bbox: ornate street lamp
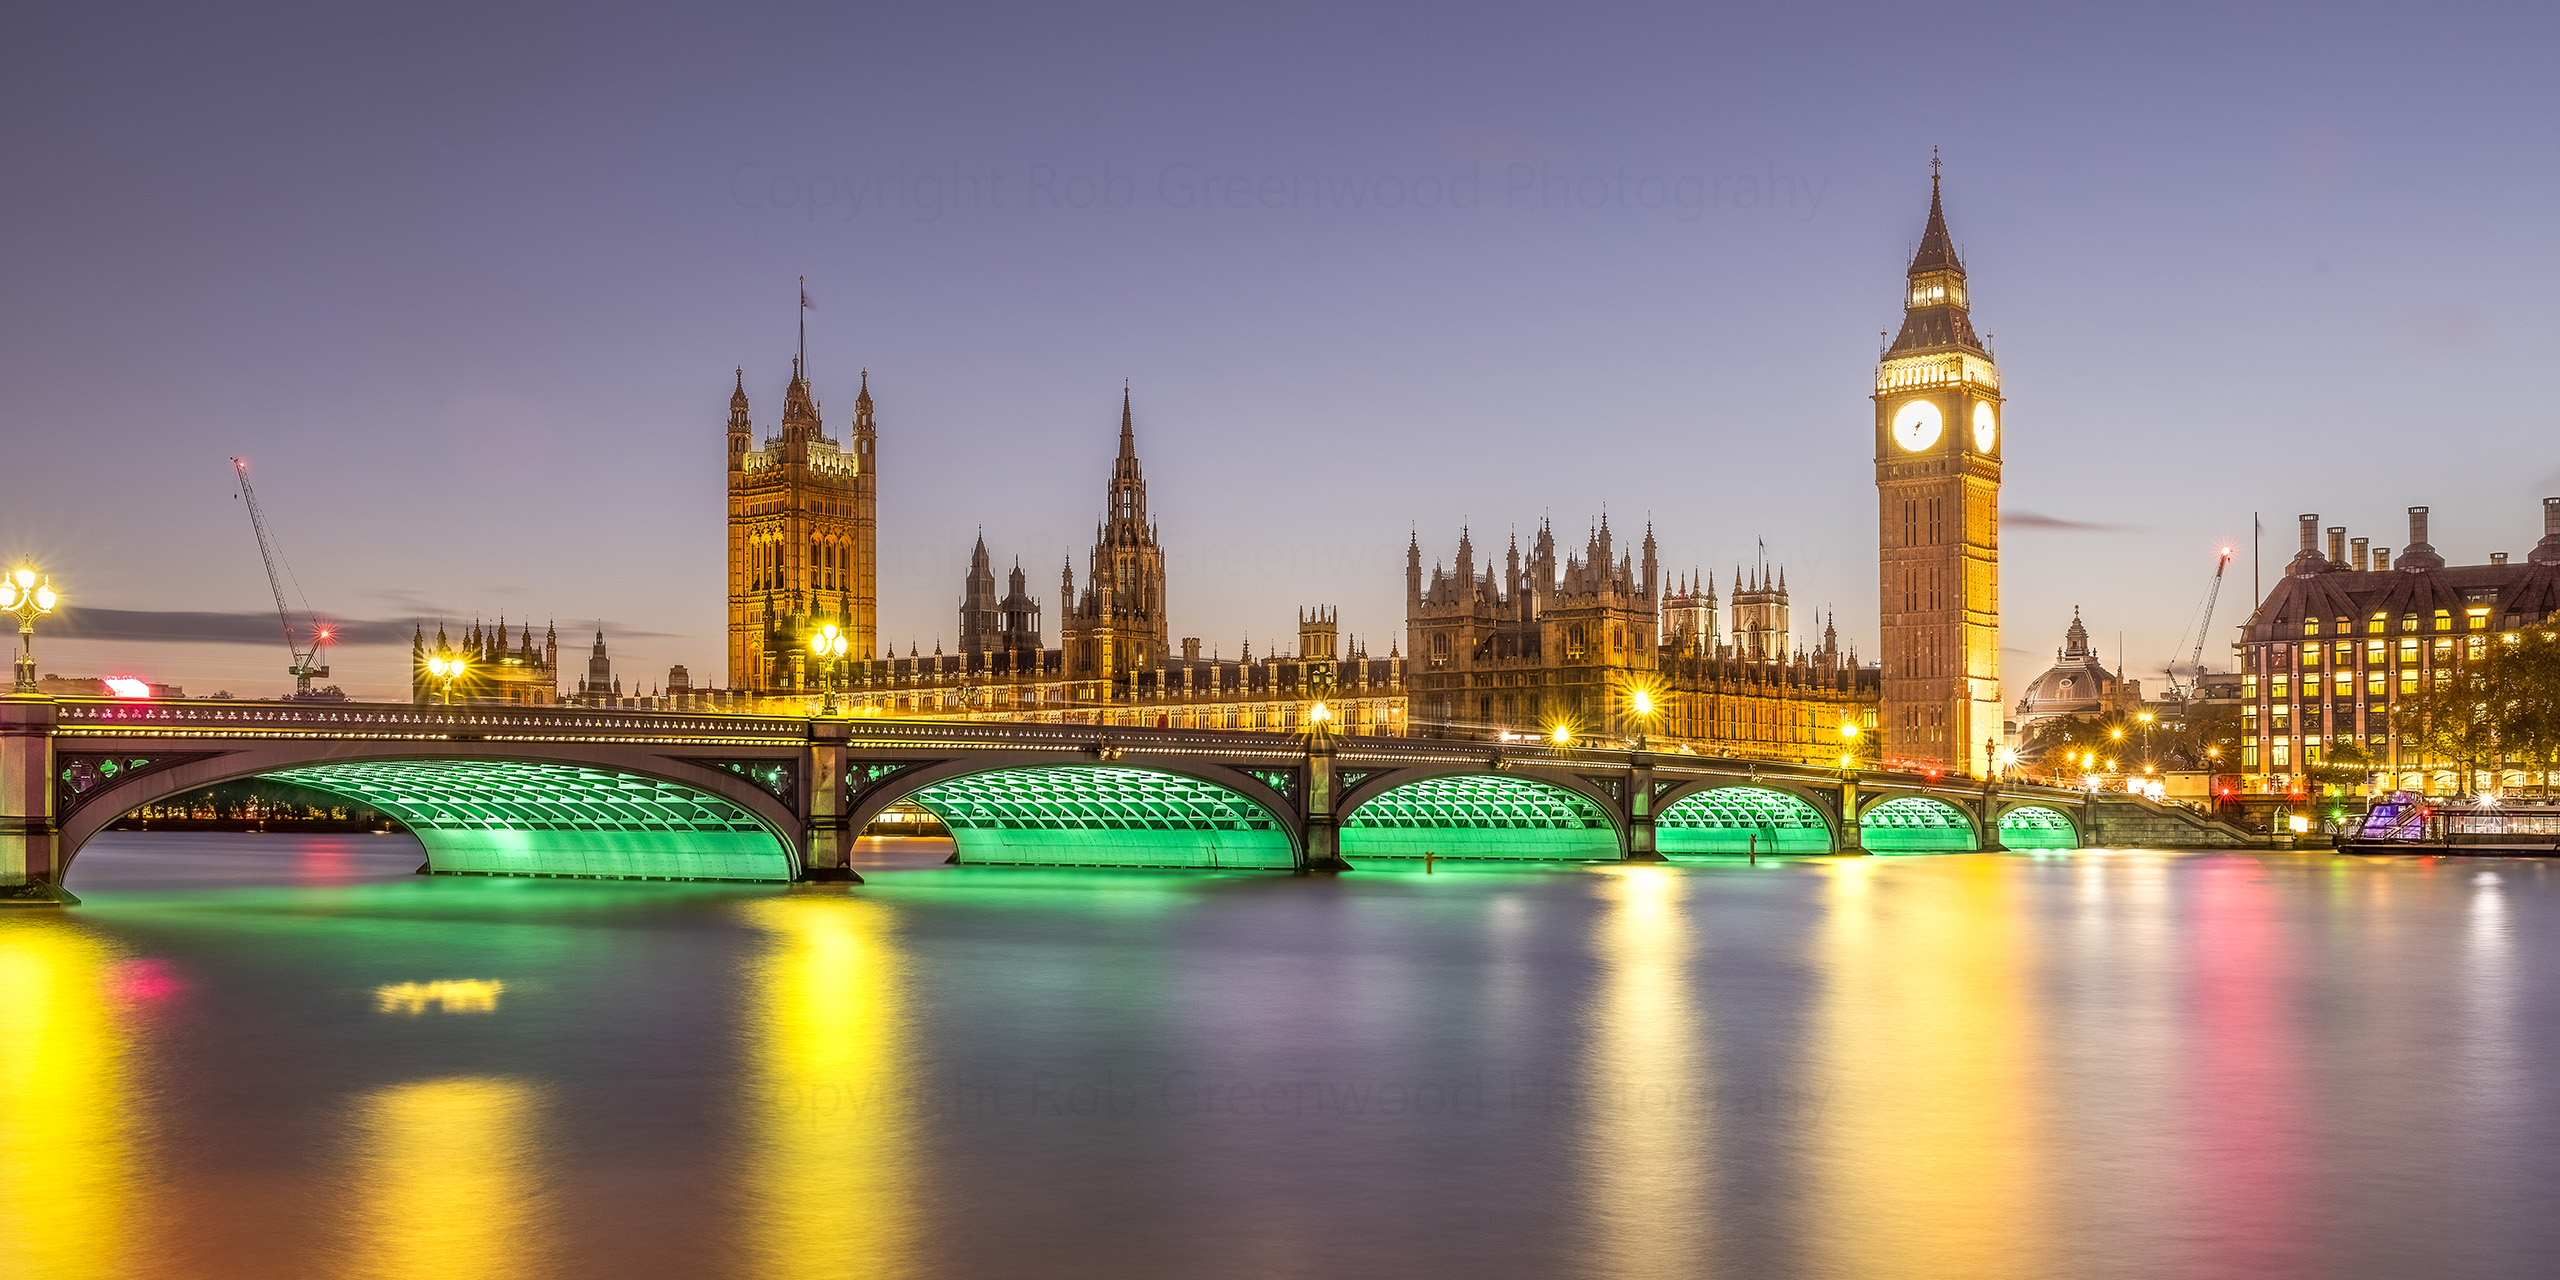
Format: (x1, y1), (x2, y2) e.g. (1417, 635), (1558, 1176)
(1305, 699), (1334, 745)
(2, 566), (60, 694)
(809, 624), (849, 715)
(425, 652), (469, 706)
(1628, 688), (1656, 753)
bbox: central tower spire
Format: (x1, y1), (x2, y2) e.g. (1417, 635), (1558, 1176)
(1065, 384), (1169, 682)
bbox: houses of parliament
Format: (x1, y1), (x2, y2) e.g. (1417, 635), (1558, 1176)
(495, 169), (2000, 771)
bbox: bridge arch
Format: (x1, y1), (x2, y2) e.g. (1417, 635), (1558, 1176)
(54, 742), (806, 884)
(1994, 802), (2081, 850)
(1857, 794), (1980, 853)
(864, 762), (1301, 870)
(1338, 771), (1624, 861)
(1655, 784), (1838, 854)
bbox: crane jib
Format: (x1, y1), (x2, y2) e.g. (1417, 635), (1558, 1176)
(229, 457), (331, 695)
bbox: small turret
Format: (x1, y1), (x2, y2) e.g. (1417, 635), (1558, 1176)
(727, 368), (752, 471)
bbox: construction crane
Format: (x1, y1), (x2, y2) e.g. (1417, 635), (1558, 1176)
(229, 457), (340, 700)
(2166, 546), (2235, 698)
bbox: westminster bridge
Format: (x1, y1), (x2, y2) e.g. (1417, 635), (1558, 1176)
(0, 697), (2252, 900)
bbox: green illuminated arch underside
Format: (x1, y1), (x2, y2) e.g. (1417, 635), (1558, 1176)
(1343, 775), (1619, 860)
(266, 760), (793, 881)
(1658, 787), (1834, 854)
(906, 766), (1295, 869)
(1861, 795), (1978, 853)
(1998, 804), (2080, 849)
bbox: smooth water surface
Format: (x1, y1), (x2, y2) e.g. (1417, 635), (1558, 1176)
(6, 833), (2558, 1279)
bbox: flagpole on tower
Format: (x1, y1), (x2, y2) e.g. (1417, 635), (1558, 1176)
(798, 275), (807, 378)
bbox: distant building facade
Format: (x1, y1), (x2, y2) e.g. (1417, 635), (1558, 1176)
(573, 631), (617, 702)
(410, 620), (559, 705)
(1404, 517), (1877, 763)
(2009, 609), (2140, 744)
(2237, 502), (2560, 795)
(829, 390), (1409, 734)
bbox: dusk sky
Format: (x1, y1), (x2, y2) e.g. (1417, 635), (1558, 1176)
(6, 1), (2555, 700)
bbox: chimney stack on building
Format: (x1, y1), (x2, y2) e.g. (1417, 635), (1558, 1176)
(2491, 553), (2509, 566)
(2375, 547), (2392, 572)
(2288, 514), (2330, 576)
(2351, 537), (2370, 571)
(2533, 496), (2560, 566)
(2327, 527), (2347, 566)
(2397, 506), (2445, 571)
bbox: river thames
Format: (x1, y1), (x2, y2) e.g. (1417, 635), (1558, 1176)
(5, 833), (2557, 1279)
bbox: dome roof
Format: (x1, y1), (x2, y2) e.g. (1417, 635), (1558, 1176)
(2013, 608), (2119, 718)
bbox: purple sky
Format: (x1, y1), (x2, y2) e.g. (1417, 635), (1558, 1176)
(6, 2), (2555, 700)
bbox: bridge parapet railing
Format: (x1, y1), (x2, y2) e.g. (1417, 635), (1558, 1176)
(48, 698), (809, 743)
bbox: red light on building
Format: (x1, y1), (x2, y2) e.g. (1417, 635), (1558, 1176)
(104, 677), (152, 698)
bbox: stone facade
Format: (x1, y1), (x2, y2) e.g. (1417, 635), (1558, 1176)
(2236, 501), (2560, 794)
(409, 620), (559, 705)
(818, 391), (1408, 734)
(727, 361), (877, 692)
(1404, 517), (1877, 763)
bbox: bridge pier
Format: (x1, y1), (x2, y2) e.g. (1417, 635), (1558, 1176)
(800, 718), (864, 883)
(1, 698), (70, 904)
(1624, 753), (1664, 861)
(1836, 774), (1863, 853)
(1302, 734), (1350, 872)
(1978, 782), (2008, 852)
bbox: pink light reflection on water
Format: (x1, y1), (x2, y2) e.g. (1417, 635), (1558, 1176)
(107, 958), (187, 1003)
(2183, 855), (2310, 1278)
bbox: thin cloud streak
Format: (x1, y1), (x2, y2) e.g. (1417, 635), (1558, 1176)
(2008, 510), (2144, 533)
(52, 608), (672, 647)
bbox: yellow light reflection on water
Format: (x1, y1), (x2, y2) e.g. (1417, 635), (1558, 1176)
(0, 924), (138, 1280)
(740, 896), (914, 1278)
(1808, 857), (2045, 1278)
(1581, 866), (1709, 1275)
(349, 1077), (545, 1280)
(374, 980), (505, 1014)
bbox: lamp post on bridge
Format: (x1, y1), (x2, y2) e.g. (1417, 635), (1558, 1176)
(809, 624), (848, 716)
(1836, 719), (1865, 853)
(424, 653), (469, 707)
(3, 567), (59, 695)
(1981, 735), (2006, 851)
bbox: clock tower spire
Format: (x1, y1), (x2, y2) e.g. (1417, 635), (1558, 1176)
(1875, 161), (2002, 779)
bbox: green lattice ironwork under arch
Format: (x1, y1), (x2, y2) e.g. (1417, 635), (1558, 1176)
(1859, 795), (1978, 853)
(266, 760), (795, 881)
(1998, 804), (2081, 850)
(1341, 774), (1620, 861)
(1657, 786), (1835, 854)
(905, 766), (1296, 869)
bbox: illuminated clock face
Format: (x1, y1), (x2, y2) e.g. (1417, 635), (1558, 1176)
(1972, 402), (1998, 452)
(1891, 399), (1943, 451)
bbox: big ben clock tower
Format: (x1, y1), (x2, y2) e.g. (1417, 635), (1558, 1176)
(1875, 162), (2001, 778)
